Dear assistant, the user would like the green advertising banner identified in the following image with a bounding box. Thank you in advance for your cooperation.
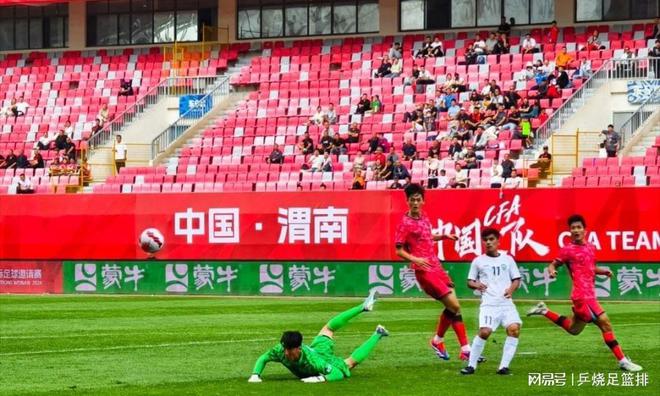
[62,262,660,301]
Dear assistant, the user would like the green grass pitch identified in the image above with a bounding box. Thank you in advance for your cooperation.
[0,295,658,395]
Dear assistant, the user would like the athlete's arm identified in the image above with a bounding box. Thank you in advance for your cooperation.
[504,278,521,298]
[432,233,458,241]
[396,246,431,269]
[249,347,279,381]
[595,267,613,277]
[467,279,487,291]
[548,259,562,278]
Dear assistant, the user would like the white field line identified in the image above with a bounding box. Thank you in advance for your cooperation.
[1,322,658,357]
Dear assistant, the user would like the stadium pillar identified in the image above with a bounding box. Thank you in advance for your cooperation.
[68,1,86,51]
[218,0,237,43]
[379,0,399,36]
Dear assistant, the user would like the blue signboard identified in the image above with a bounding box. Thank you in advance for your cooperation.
[179,94,212,118]
[627,80,660,104]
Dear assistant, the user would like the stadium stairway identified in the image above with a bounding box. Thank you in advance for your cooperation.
[624,123,660,157]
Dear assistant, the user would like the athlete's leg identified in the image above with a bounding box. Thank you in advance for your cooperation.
[594,313,625,361]
[528,301,587,335]
[320,291,377,338]
[440,291,469,351]
[499,324,521,370]
[344,325,389,369]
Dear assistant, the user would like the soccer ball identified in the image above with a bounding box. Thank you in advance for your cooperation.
[139,228,165,254]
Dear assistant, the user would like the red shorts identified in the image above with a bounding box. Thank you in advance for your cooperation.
[572,298,605,323]
[415,268,454,301]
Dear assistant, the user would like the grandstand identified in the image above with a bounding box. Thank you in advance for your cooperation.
[0,1,657,195]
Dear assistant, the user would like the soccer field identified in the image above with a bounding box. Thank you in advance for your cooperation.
[1,295,658,396]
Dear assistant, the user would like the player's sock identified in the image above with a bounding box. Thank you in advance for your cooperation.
[602,331,625,361]
[544,310,572,332]
[499,336,519,369]
[451,314,470,348]
[468,336,487,368]
[435,309,454,338]
[350,332,384,364]
[327,303,364,332]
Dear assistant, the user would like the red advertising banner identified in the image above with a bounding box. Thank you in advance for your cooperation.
[0,261,62,293]
[1,188,658,262]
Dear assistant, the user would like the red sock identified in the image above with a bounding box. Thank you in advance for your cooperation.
[603,331,625,360]
[436,310,452,338]
[544,310,572,332]
[451,315,469,347]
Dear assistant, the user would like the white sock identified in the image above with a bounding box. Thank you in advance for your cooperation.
[499,336,519,369]
[619,357,630,364]
[433,335,443,344]
[469,336,487,369]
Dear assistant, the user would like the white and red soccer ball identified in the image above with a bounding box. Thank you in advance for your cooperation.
[139,228,165,254]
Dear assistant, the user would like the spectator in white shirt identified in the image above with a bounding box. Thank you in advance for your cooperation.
[573,58,592,79]
[63,120,74,138]
[451,163,468,188]
[97,104,109,126]
[426,155,440,188]
[504,169,523,188]
[34,132,52,151]
[430,37,444,57]
[490,161,504,188]
[113,134,127,173]
[437,169,450,189]
[326,103,338,124]
[521,34,538,54]
[16,173,34,194]
[1,99,14,117]
[389,42,402,59]
[309,150,324,172]
[13,97,29,120]
[309,106,325,125]
[472,35,487,54]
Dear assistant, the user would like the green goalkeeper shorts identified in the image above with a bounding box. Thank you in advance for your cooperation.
[311,335,351,378]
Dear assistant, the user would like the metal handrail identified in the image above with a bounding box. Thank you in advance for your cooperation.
[88,75,224,150]
[533,57,656,149]
[619,85,660,148]
[151,76,230,159]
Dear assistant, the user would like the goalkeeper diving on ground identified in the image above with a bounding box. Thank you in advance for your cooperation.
[248,291,387,383]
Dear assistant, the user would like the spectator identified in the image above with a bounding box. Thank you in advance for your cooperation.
[617,46,636,76]
[63,120,74,138]
[298,131,314,155]
[428,140,440,159]
[370,95,382,113]
[437,169,449,189]
[371,147,387,174]
[320,152,333,172]
[392,160,410,182]
[0,150,17,169]
[330,133,346,155]
[347,122,361,143]
[318,127,333,153]
[390,176,412,190]
[54,130,68,150]
[113,134,127,173]
[521,100,541,119]
[326,103,338,124]
[555,47,574,69]
[547,21,559,44]
[389,42,403,59]
[15,150,29,168]
[388,58,403,78]
[503,105,521,132]
[64,137,76,161]
[448,138,463,160]
[402,138,417,160]
[309,105,325,125]
[319,183,327,190]
[546,80,561,98]
[13,96,29,120]
[423,101,437,131]
[497,16,511,35]
[374,56,392,78]
[352,151,365,173]
[368,132,382,153]
[504,85,521,109]
[0,99,14,117]
[490,160,504,188]
[646,17,660,40]
[601,124,620,157]
[531,145,552,176]
[34,132,52,151]
[500,153,515,178]
[352,169,366,190]
[29,150,44,169]
[296,183,304,191]
[355,94,371,114]
[573,57,593,80]
[485,32,498,54]
[119,79,134,96]
[386,146,400,165]
[464,147,478,169]
[450,163,468,188]
[91,119,103,135]
[518,62,535,81]
[97,104,109,126]
[430,36,444,57]
[415,35,433,58]
[650,40,660,77]
[308,150,324,172]
[585,30,605,51]
[267,144,284,164]
[504,169,523,188]
[16,173,34,194]
[493,33,510,55]
[521,33,538,54]
[556,66,571,89]
[426,155,440,188]
[415,67,435,93]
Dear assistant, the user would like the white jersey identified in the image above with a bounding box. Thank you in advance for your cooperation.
[468,252,521,307]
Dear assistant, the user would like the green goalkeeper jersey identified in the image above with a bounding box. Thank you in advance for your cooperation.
[252,336,351,381]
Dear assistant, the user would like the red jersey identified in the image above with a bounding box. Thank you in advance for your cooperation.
[395,212,441,271]
[556,241,598,300]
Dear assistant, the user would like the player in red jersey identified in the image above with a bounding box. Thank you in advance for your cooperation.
[395,183,473,361]
[527,214,643,372]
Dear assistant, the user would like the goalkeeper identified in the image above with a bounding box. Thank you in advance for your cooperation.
[248,292,388,383]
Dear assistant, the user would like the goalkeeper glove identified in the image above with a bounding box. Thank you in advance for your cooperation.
[301,375,326,383]
[248,374,262,383]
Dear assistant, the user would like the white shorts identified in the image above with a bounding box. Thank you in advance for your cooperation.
[479,305,522,331]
